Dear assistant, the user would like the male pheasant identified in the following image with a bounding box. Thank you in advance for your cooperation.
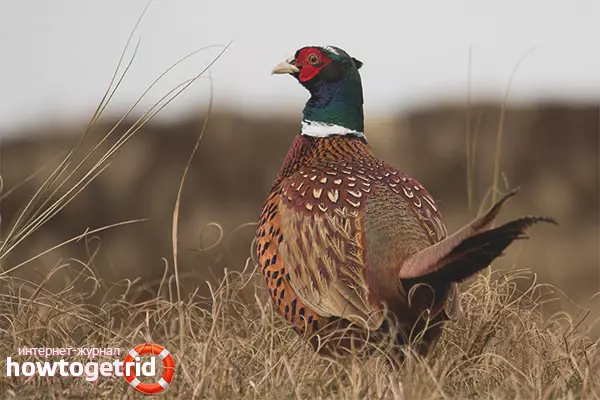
[256,45,554,357]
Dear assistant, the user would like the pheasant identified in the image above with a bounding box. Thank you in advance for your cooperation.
[256,45,554,357]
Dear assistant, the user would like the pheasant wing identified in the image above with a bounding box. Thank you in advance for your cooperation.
[277,166,385,330]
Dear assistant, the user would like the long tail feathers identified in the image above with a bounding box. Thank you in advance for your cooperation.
[401,216,556,288]
[399,189,557,287]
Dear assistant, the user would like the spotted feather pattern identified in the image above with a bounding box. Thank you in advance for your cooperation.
[281,159,446,242]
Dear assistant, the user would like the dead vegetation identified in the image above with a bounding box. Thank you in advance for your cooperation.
[0,255,598,399]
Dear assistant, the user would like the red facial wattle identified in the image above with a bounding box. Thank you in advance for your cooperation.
[296,48,333,82]
[299,64,322,82]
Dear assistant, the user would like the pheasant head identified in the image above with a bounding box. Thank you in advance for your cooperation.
[272,46,365,139]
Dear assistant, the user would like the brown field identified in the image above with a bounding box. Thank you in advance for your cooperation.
[0,102,598,398]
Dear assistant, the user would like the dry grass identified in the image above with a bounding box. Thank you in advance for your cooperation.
[0,258,597,399]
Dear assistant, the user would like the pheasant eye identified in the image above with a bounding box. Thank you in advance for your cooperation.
[307,53,320,65]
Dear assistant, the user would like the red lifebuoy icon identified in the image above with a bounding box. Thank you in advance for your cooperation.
[123,343,175,395]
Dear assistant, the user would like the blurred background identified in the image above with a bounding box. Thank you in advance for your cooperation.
[0,1,598,333]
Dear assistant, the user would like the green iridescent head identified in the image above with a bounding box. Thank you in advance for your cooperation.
[272,46,365,139]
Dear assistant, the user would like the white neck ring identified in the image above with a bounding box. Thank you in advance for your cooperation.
[300,120,366,139]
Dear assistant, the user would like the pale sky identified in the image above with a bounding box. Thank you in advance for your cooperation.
[1,0,599,133]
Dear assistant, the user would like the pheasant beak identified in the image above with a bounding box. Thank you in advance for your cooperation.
[271,57,299,75]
